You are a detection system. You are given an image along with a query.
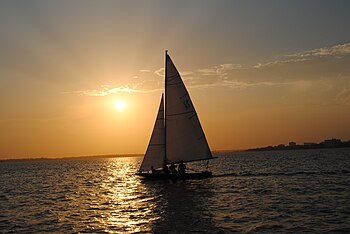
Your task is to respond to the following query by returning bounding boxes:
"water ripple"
[1,148,350,233]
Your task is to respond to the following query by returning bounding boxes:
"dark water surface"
[1,148,349,233]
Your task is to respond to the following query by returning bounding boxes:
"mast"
[164,50,168,164]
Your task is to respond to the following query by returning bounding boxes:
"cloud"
[71,83,162,97]
[180,71,194,76]
[337,88,350,104]
[189,80,291,89]
[198,63,242,78]
[253,58,311,68]
[288,43,350,58]
[240,43,350,86]
[155,68,164,77]
[139,69,151,72]
[69,42,350,99]
[254,43,350,69]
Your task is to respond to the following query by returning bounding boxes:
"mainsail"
[139,52,213,172]
[165,53,212,163]
[139,95,165,172]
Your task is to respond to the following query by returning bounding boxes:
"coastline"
[246,141,350,152]
[0,154,143,162]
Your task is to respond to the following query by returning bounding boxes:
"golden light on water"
[94,158,159,233]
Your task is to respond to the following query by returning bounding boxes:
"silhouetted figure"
[151,166,156,174]
[163,162,170,174]
[178,160,186,174]
[169,162,178,174]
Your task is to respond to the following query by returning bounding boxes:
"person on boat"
[151,166,162,174]
[169,162,178,174]
[163,162,170,174]
[178,160,186,174]
[151,166,157,174]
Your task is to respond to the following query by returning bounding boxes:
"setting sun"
[115,100,126,111]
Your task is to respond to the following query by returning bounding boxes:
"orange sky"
[1,1,350,159]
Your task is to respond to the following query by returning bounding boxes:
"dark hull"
[137,171,213,180]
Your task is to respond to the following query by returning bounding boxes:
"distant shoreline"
[0,154,143,162]
[246,140,350,152]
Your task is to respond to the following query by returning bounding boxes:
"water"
[1,148,349,233]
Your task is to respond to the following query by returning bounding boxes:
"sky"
[1,0,350,159]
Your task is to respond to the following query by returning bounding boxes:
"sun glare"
[115,100,126,111]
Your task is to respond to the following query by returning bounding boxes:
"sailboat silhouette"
[138,51,214,180]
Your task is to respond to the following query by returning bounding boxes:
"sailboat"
[138,51,214,180]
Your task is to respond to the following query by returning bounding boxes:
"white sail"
[165,53,212,163]
[139,95,165,172]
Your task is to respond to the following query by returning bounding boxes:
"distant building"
[323,138,341,147]
[289,142,297,146]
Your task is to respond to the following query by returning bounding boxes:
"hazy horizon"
[1,1,350,159]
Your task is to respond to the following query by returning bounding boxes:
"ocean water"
[0,148,349,233]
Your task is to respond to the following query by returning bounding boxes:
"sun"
[114,100,126,111]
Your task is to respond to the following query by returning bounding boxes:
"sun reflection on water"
[95,158,160,233]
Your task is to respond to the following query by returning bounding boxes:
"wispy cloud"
[69,42,350,98]
[337,87,350,104]
[180,71,194,76]
[198,63,242,78]
[155,68,164,77]
[71,83,162,97]
[254,43,350,68]
[188,80,292,90]
[253,58,311,68]
[288,43,350,58]
[186,42,350,101]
